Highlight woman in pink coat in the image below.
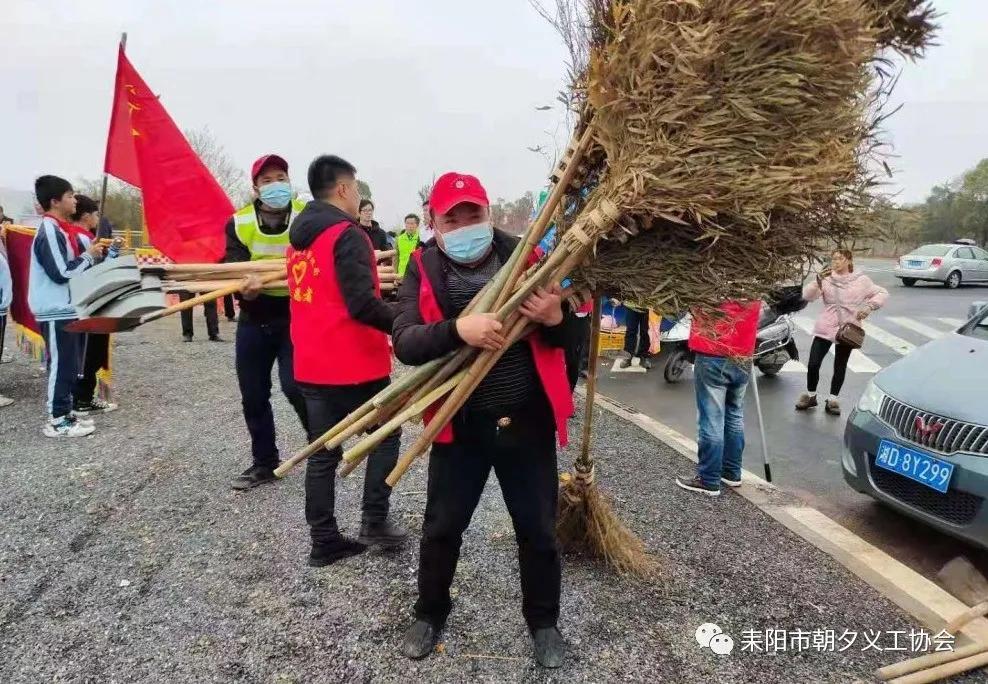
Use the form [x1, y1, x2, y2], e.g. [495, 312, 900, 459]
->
[795, 249, 888, 415]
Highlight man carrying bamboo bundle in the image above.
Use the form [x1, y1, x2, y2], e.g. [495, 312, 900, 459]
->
[287, 154, 407, 566]
[226, 154, 310, 491]
[392, 172, 572, 668]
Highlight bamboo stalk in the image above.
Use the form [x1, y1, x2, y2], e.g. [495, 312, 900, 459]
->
[276, 360, 455, 478]
[273, 403, 380, 478]
[138, 271, 284, 326]
[577, 296, 602, 472]
[945, 601, 988, 635]
[146, 261, 285, 274]
[385, 314, 533, 487]
[888, 646, 988, 684]
[338, 370, 469, 478]
[877, 642, 988, 681]
[491, 125, 595, 312]
[163, 280, 288, 292]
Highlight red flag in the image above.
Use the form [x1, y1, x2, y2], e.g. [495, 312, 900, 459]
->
[103, 46, 233, 263]
[3, 226, 41, 336]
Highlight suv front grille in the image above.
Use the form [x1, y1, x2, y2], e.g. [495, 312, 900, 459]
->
[868, 453, 982, 525]
[878, 396, 988, 456]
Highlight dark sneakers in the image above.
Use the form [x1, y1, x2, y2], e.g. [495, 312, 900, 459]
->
[308, 538, 366, 567]
[358, 517, 409, 548]
[230, 465, 278, 491]
[208, 335, 224, 342]
[532, 627, 566, 668]
[675, 475, 721, 497]
[401, 620, 440, 660]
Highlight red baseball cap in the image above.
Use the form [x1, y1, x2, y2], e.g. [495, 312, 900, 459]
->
[251, 154, 289, 182]
[428, 172, 490, 216]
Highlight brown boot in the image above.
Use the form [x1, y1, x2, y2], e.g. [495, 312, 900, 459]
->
[825, 398, 841, 416]
[795, 393, 818, 411]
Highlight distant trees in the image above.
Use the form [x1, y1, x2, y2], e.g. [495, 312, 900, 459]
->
[490, 192, 536, 235]
[916, 159, 988, 247]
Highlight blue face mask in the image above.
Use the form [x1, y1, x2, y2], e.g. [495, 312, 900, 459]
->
[258, 181, 293, 210]
[439, 222, 494, 264]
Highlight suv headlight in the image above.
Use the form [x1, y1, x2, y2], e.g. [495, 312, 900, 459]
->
[857, 379, 886, 415]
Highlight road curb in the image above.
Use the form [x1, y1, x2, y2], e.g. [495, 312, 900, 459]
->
[578, 386, 988, 646]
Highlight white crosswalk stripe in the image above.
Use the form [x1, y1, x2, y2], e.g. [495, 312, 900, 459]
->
[781, 359, 808, 373]
[610, 358, 647, 374]
[938, 317, 965, 329]
[792, 316, 881, 373]
[888, 316, 944, 340]
[859, 321, 916, 355]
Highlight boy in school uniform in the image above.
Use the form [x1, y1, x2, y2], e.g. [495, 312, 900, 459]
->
[28, 176, 105, 437]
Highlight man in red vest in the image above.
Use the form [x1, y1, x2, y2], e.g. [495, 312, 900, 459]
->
[286, 154, 407, 567]
[676, 300, 761, 496]
[392, 172, 573, 668]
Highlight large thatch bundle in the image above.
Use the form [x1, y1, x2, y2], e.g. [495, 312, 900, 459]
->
[275, 0, 937, 578]
[538, 0, 937, 311]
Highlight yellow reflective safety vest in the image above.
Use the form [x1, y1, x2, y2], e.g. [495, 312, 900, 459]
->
[232, 198, 306, 296]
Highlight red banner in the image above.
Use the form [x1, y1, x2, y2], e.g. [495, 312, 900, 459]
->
[3, 225, 41, 336]
[103, 46, 233, 263]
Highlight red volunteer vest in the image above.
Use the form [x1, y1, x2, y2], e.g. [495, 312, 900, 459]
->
[413, 250, 572, 446]
[288, 221, 392, 384]
[688, 300, 761, 358]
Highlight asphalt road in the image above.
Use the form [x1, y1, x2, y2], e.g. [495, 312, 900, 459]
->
[596, 259, 988, 580]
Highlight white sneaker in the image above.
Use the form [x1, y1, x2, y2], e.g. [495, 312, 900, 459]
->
[43, 415, 96, 438]
[74, 397, 118, 415]
[0, 394, 13, 407]
[70, 412, 96, 427]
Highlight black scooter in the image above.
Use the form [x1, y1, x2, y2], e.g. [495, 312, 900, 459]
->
[661, 286, 807, 383]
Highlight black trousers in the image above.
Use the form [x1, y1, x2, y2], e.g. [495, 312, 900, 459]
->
[565, 314, 592, 391]
[222, 294, 236, 320]
[178, 291, 219, 338]
[235, 320, 308, 468]
[300, 377, 399, 542]
[74, 333, 110, 403]
[415, 397, 560, 631]
[40, 320, 81, 418]
[623, 308, 650, 358]
[807, 336, 853, 396]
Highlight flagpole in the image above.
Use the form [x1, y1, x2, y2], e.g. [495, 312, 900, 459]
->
[98, 32, 128, 220]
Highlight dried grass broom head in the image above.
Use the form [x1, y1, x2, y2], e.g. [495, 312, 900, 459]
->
[536, 0, 936, 312]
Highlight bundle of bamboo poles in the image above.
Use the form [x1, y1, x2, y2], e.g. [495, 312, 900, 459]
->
[147, 251, 399, 294]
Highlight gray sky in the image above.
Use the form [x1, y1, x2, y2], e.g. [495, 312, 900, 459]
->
[2, 0, 985, 225]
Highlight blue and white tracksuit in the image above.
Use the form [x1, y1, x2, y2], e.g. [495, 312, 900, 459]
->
[28, 216, 95, 418]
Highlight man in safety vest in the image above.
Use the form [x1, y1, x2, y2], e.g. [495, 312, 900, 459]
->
[226, 154, 309, 490]
[392, 172, 573, 668]
[395, 213, 421, 277]
[287, 154, 407, 567]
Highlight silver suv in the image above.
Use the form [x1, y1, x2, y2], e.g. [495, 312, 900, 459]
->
[894, 242, 988, 289]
